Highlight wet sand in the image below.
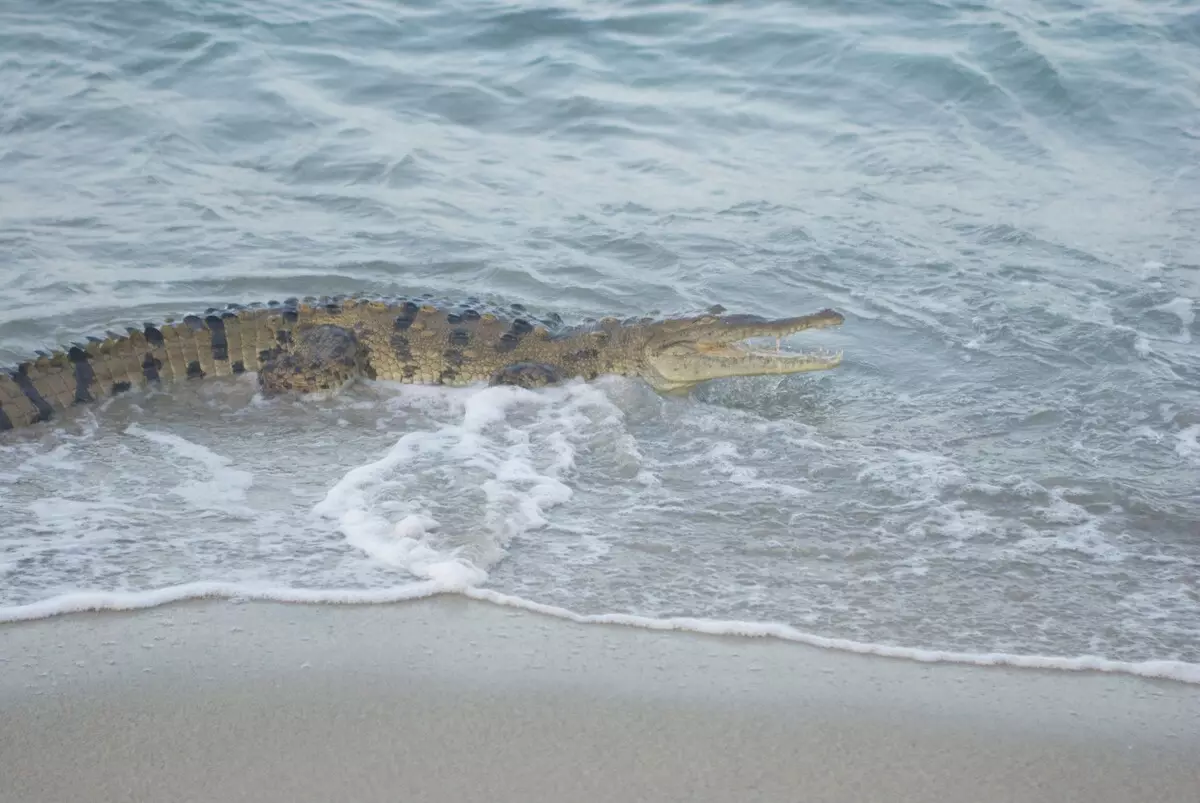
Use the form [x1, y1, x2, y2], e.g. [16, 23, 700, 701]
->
[2, 595, 1198, 802]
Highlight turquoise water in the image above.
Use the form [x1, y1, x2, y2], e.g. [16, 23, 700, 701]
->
[1, 0, 1198, 670]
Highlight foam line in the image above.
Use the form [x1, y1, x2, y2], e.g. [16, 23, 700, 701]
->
[1, 583, 1197, 685]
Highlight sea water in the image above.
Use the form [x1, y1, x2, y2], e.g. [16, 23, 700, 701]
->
[1, 0, 1198, 683]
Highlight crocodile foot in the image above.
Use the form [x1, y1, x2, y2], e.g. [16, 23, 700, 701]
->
[259, 324, 366, 395]
[489, 362, 564, 389]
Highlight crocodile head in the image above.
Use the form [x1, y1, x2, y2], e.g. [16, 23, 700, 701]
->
[640, 308, 845, 393]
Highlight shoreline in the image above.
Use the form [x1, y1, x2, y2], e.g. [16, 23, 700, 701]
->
[2, 583, 1197, 685]
[2, 596, 1198, 802]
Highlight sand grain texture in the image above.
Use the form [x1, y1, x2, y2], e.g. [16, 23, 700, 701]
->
[2, 597, 1197, 803]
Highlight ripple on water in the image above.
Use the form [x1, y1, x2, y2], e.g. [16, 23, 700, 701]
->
[1, 0, 1199, 670]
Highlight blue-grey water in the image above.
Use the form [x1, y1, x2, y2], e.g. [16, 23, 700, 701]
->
[1, 0, 1198, 671]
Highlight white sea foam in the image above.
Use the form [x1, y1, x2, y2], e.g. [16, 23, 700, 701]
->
[856, 448, 966, 501]
[463, 588, 1200, 685]
[1013, 523, 1125, 563]
[702, 440, 810, 497]
[1154, 296, 1195, 343]
[1, 379, 1197, 688]
[1139, 260, 1164, 280]
[1175, 425, 1200, 465]
[311, 381, 607, 586]
[0, 582, 445, 622]
[905, 501, 1010, 547]
[0, 583, 1196, 685]
[126, 424, 255, 510]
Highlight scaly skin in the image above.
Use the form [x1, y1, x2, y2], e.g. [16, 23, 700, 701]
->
[0, 295, 844, 432]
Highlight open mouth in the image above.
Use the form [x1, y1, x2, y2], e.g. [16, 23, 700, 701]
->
[652, 308, 845, 384]
[746, 342, 843, 362]
[697, 338, 844, 372]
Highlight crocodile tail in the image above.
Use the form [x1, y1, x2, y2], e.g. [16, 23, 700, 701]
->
[0, 305, 287, 432]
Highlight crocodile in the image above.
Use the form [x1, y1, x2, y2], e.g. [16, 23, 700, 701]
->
[0, 295, 844, 432]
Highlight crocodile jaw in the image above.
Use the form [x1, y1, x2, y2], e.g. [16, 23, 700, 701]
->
[641, 309, 844, 392]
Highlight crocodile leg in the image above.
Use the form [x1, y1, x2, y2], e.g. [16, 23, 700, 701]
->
[489, 362, 565, 389]
[258, 324, 367, 396]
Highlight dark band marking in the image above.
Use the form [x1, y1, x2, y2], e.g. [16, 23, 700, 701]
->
[276, 329, 293, 346]
[496, 332, 520, 352]
[443, 349, 465, 366]
[511, 319, 534, 335]
[389, 333, 412, 361]
[282, 309, 299, 325]
[205, 315, 229, 361]
[144, 325, 165, 347]
[402, 364, 417, 378]
[438, 368, 458, 384]
[142, 353, 162, 382]
[394, 301, 419, 331]
[0, 404, 12, 431]
[68, 346, 95, 404]
[449, 329, 469, 347]
[111, 381, 132, 395]
[231, 360, 246, 374]
[183, 315, 205, 331]
[186, 360, 205, 379]
[446, 313, 462, 324]
[461, 309, 481, 322]
[12, 367, 54, 422]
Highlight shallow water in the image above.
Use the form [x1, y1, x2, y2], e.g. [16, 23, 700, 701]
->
[1, 0, 1198, 676]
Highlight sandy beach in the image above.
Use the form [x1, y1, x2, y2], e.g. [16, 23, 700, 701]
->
[1, 595, 1197, 803]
